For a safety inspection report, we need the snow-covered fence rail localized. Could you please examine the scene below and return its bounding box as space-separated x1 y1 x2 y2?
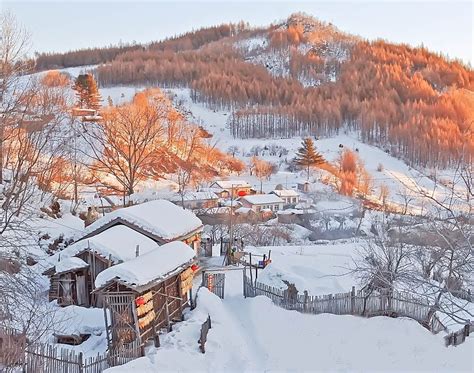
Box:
243 273 446 333
444 322 474 347
23 339 141 372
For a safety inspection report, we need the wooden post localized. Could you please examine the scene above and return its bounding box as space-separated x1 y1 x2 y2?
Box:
243 265 246 298
303 290 308 313
249 253 253 288
165 298 171 332
464 322 470 337
351 286 356 314
78 352 84 373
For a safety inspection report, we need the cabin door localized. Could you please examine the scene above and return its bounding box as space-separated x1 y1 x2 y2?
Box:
76 274 89 307
58 277 74 306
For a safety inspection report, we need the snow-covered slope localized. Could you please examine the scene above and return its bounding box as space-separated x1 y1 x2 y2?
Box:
106 282 473 372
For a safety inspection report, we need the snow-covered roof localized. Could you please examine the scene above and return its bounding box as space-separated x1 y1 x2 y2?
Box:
55 257 89 275
271 189 300 198
95 241 195 290
82 200 203 242
277 208 317 215
168 191 218 202
42 225 159 271
211 180 251 189
223 200 242 207
240 194 284 205
235 207 253 214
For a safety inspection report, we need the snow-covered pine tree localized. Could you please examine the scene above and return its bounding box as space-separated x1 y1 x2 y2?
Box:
294 137 324 180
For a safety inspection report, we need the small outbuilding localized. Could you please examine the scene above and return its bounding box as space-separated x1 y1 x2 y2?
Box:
94 241 196 350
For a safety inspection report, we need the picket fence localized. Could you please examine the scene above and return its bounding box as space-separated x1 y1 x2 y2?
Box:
243 273 446 334
23 339 141 373
445 322 474 347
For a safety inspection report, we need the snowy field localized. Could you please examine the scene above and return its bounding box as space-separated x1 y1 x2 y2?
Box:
107 270 473 372
246 242 357 295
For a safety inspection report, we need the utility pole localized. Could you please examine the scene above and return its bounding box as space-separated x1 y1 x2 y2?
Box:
224 184 237 266
73 118 78 205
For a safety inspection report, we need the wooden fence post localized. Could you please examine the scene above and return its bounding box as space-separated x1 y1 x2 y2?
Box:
464 322 470 337
78 351 84 373
243 266 246 298
351 286 356 314
303 290 308 313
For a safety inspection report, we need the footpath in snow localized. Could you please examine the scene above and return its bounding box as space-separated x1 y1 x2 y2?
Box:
107 269 473 372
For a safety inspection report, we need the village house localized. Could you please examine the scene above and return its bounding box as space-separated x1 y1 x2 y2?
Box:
277 208 317 225
239 194 285 212
81 199 203 251
42 225 160 307
168 191 219 210
94 241 196 350
41 200 203 308
270 189 300 206
209 180 253 198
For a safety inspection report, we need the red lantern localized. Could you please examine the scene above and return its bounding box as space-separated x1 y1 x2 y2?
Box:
135 296 145 306
237 190 247 197
191 264 199 272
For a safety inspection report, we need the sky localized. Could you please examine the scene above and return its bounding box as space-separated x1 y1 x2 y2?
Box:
3 0 473 65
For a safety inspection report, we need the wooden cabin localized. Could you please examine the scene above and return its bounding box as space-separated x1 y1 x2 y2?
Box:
81 199 203 255
42 200 203 308
94 241 196 350
43 225 160 307
44 257 90 306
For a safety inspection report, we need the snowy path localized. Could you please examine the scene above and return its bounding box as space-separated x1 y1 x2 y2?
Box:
107 268 473 372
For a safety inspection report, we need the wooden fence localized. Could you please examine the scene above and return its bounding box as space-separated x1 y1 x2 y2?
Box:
444 322 474 347
198 315 212 353
243 273 446 334
202 272 225 299
23 339 141 373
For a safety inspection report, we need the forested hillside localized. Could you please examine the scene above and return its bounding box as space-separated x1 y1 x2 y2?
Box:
35 13 474 168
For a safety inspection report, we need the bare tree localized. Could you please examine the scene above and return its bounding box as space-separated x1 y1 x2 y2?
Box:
1 11 32 184
80 91 167 197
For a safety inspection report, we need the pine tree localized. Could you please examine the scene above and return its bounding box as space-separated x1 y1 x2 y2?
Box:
72 73 102 110
294 137 324 180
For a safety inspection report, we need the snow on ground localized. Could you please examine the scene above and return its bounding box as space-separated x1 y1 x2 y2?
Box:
51 305 107 356
246 241 358 295
107 270 473 372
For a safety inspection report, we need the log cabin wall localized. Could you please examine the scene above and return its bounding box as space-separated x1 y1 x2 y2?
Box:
76 251 112 307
